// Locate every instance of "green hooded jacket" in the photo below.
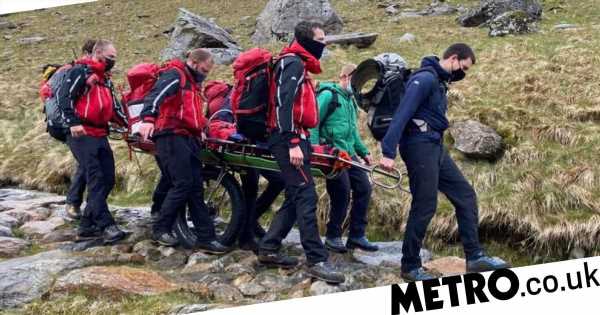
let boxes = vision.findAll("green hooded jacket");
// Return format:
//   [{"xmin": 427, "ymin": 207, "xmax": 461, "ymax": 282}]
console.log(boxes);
[{"xmin": 309, "ymin": 82, "xmax": 370, "ymax": 158}]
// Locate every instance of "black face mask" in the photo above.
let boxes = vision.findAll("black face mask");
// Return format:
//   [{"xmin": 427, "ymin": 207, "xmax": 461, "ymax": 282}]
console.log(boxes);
[
  {"xmin": 187, "ymin": 64, "xmax": 206, "ymax": 84},
  {"xmin": 297, "ymin": 37, "xmax": 326, "ymax": 60},
  {"xmin": 104, "ymin": 57, "xmax": 115, "ymax": 72},
  {"xmin": 450, "ymin": 69, "xmax": 465, "ymax": 82}
]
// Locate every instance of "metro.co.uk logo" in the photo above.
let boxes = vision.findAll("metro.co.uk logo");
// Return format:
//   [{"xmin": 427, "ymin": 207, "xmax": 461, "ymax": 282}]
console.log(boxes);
[{"xmin": 391, "ymin": 262, "xmax": 600, "ymax": 314}]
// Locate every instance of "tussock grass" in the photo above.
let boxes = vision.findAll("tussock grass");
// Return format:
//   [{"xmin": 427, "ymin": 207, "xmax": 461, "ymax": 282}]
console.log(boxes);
[{"xmin": 0, "ymin": 0, "xmax": 600, "ymax": 262}]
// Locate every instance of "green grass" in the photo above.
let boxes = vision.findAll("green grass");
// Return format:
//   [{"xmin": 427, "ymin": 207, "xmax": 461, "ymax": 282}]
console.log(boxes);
[{"xmin": 1, "ymin": 0, "xmax": 600, "ymax": 261}]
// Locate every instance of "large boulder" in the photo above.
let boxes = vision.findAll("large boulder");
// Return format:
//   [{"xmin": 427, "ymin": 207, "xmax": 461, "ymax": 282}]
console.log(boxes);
[
  {"xmin": 251, "ymin": 0, "xmax": 344, "ymax": 45},
  {"xmin": 458, "ymin": 0, "xmax": 542, "ymax": 27},
  {"xmin": 160, "ymin": 8, "xmax": 242, "ymax": 65},
  {"xmin": 324, "ymin": 32, "xmax": 378, "ymax": 49},
  {"xmin": 488, "ymin": 10, "xmax": 539, "ymax": 36},
  {"xmin": 449, "ymin": 120, "xmax": 505, "ymax": 160}
]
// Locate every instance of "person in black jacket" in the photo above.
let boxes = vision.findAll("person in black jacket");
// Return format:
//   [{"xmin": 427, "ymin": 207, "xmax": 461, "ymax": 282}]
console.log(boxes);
[
  {"xmin": 137, "ymin": 49, "xmax": 228, "ymax": 254},
  {"xmin": 58, "ymin": 40, "xmax": 128, "ymax": 244},
  {"xmin": 379, "ymin": 43, "xmax": 509, "ymax": 281},
  {"xmin": 257, "ymin": 21, "xmax": 345, "ymax": 285}
]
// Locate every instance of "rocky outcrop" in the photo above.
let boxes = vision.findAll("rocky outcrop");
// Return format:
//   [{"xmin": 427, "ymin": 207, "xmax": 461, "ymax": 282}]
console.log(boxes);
[
  {"xmin": 458, "ymin": 0, "xmax": 542, "ymax": 27},
  {"xmin": 0, "ymin": 237, "xmax": 30, "ymax": 258},
  {"xmin": 449, "ymin": 120, "xmax": 505, "ymax": 160},
  {"xmin": 251, "ymin": 0, "xmax": 343, "ymax": 44},
  {"xmin": 52, "ymin": 266, "xmax": 178, "ymax": 297},
  {"xmin": 160, "ymin": 8, "xmax": 242, "ymax": 65},
  {"xmin": 324, "ymin": 32, "xmax": 378, "ymax": 49},
  {"xmin": 488, "ymin": 10, "xmax": 539, "ymax": 36}
]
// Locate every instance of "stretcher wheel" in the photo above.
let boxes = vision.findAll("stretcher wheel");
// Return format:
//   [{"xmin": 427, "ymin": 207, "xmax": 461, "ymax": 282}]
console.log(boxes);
[{"xmin": 173, "ymin": 169, "xmax": 245, "ymax": 248}]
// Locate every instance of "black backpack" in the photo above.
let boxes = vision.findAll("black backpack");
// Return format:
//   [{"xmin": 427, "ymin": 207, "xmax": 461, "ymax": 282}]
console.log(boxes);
[
  {"xmin": 351, "ymin": 55, "xmax": 438, "ymax": 141},
  {"xmin": 40, "ymin": 63, "xmax": 73, "ymax": 142}
]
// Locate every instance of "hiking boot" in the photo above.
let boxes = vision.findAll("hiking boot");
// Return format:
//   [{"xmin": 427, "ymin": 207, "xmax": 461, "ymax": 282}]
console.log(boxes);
[
  {"xmin": 102, "ymin": 225, "xmax": 127, "ymax": 244},
  {"xmin": 77, "ymin": 225, "xmax": 102, "ymax": 240},
  {"xmin": 467, "ymin": 256, "xmax": 510, "ymax": 273},
  {"xmin": 257, "ymin": 252, "xmax": 299, "ymax": 269},
  {"xmin": 306, "ymin": 261, "xmax": 345, "ymax": 284},
  {"xmin": 401, "ymin": 267, "xmax": 436, "ymax": 282},
  {"xmin": 254, "ymin": 224, "xmax": 267, "ymax": 239},
  {"xmin": 65, "ymin": 204, "xmax": 81, "ymax": 220},
  {"xmin": 196, "ymin": 240, "xmax": 229, "ymax": 255},
  {"xmin": 325, "ymin": 237, "xmax": 348, "ymax": 253},
  {"xmin": 152, "ymin": 232, "xmax": 179, "ymax": 247},
  {"xmin": 346, "ymin": 236, "xmax": 379, "ymax": 252},
  {"xmin": 239, "ymin": 239, "xmax": 259, "ymax": 254}
]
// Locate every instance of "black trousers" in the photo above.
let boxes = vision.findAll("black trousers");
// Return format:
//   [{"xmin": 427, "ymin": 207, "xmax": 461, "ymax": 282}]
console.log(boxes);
[
  {"xmin": 325, "ymin": 156, "xmax": 372, "ymax": 239},
  {"xmin": 154, "ymin": 135, "xmax": 216, "ymax": 242},
  {"xmin": 66, "ymin": 160, "xmax": 86, "ymax": 207},
  {"xmin": 66, "ymin": 135, "xmax": 116, "ymax": 230},
  {"xmin": 239, "ymin": 169, "xmax": 285, "ymax": 243},
  {"xmin": 399, "ymin": 141, "xmax": 483, "ymax": 272},
  {"xmin": 259, "ymin": 137, "xmax": 328, "ymax": 264},
  {"xmin": 150, "ymin": 156, "xmax": 171, "ymax": 216}
]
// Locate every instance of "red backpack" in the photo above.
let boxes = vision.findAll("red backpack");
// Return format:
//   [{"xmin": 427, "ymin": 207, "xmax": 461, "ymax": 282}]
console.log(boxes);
[
  {"xmin": 204, "ymin": 80, "xmax": 236, "ymax": 140},
  {"xmin": 230, "ymin": 48, "xmax": 274, "ymax": 142},
  {"xmin": 121, "ymin": 63, "xmax": 186, "ymax": 138}
]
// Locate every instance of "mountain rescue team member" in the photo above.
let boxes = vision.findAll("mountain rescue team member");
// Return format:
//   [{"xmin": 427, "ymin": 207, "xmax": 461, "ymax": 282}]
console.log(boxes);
[
  {"xmin": 57, "ymin": 39, "xmax": 128, "ymax": 244},
  {"xmin": 137, "ymin": 48, "xmax": 228, "ymax": 254},
  {"xmin": 257, "ymin": 21, "xmax": 345, "ymax": 284},
  {"xmin": 309, "ymin": 64, "xmax": 378, "ymax": 253},
  {"xmin": 379, "ymin": 43, "xmax": 510, "ymax": 281},
  {"xmin": 64, "ymin": 39, "xmax": 97, "ymax": 220}
]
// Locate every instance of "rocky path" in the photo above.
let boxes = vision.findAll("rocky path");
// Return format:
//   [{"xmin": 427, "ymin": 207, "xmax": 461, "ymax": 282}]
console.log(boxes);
[{"xmin": 0, "ymin": 188, "xmax": 465, "ymax": 313}]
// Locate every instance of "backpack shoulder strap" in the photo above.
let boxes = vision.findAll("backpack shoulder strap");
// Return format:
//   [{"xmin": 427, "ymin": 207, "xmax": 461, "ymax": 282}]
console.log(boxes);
[{"xmin": 317, "ymin": 85, "xmax": 341, "ymax": 128}]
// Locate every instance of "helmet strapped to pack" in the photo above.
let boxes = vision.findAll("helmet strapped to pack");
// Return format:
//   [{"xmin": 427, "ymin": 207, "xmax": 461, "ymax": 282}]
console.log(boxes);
[{"xmin": 351, "ymin": 53, "xmax": 412, "ymax": 141}]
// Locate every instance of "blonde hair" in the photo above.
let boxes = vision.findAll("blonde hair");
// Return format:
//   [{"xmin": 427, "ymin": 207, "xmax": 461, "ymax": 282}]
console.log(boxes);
[{"xmin": 340, "ymin": 64, "xmax": 357, "ymax": 77}]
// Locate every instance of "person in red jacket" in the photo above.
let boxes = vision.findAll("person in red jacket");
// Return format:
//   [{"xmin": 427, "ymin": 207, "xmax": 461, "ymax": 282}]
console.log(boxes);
[
  {"xmin": 257, "ymin": 21, "xmax": 345, "ymax": 284},
  {"xmin": 137, "ymin": 49, "xmax": 228, "ymax": 254},
  {"xmin": 57, "ymin": 39, "xmax": 128, "ymax": 243}
]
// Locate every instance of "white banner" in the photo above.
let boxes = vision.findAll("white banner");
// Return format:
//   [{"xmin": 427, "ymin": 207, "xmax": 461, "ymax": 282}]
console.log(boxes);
[
  {"xmin": 201, "ymin": 256, "xmax": 600, "ymax": 315},
  {"xmin": 0, "ymin": 0, "xmax": 96, "ymax": 15}
]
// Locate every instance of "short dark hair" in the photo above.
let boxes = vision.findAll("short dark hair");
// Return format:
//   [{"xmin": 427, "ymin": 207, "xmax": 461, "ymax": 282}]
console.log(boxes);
[
  {"xmin": 443, "ymin": 43, "xmax": 476, "ymax": 64},
  {"xmin": 81, "ymin": 39, "xmax": 97, "ymax": 55},
  {"xmin": 294, "ymin": 21, "xmax": 324, "ymax": 42}
]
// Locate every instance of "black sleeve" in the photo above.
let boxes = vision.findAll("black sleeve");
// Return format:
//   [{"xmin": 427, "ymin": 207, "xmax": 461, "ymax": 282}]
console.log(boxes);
[
  {"xmin": 273, "ymin": 56, "xmax": 305, "ymax": 146},
  {"xmin": 140, "ymin": 69, "xmax": 182, "ymax": 122},
  {"xmin": 57, "ymin": 66, "xmax": 87, "ymax": 127},
  {"xmin": 106, "ymin": 78, "xmax": 128, "ymax": 127}
]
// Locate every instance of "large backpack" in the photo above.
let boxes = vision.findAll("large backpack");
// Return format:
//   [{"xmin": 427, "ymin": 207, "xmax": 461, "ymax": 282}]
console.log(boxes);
[
  {"xmin": 350, "ymin": 53, "xmax": 413, "ymax": 141},
  {"xmin": 230, "ymin": 48, "xmax": 274, "ymax": 142},
  {"xmin": 121, "ymin": 63, "xmax": 186, "ymax": 138},
  {"xmin": 39, "ymin": 63, "xmax": 74, "ymax": 142},
  {"xmin": 204, "ymin": 80, "xmax": 237, "ymax": 140}
]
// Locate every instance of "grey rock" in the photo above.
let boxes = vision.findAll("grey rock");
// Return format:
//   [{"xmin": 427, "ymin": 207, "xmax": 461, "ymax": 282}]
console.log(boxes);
[
  {"xmin": 151, "ymin": 251, "xmax": 188, "ymax": 270},
  {"xmin": 169, "ymin": 304, "xmax": 212, "ymax": 314},
  {"xmin": 398, "ymin": 33, "xmax": 416, "ymax": 43},
  {"xmin": 133, "ymin": 240, "xmax": 161, "ymax": 261},
  {"xmin": 40, "ymin": 228, "xmax": 76, "ymax": 244},
  {"xmin": 238, "ymin": 282, "xmax": 266, "ymax": 296},
  {"xmin": 0, "ymin": 20, "xmax": 17, "ymax": 30},
  {"xmin": 20, "ymin": 217, "xmax": 65, "ymax": 237},
  {"xmin": 449, "ymin": 120, "xmax": 505, "ymax": 159},
  {"xmin": 554, "ymin": 23, "xmax": 577, "ymax": 30},
  {"xmin": 17, "ymin": 36, "xmax": 46, "ymax": 45},
  {"xmin": 385, "ymin": 5, "xmax": 399, "ymax": 15},
  {"xmin": 0, "ymin": 250, "xmax": 105, "ymax": 308},
  {"xmin": 488, "ymin": 10, "xmax": 538, "ymax": 36},
  {"xmin": 160, "ymin": 8, "xmax": 242, "ymax": 65},
  {"xmin": 310, "ymin": 280, "xmax": 342, "ymax": 296},
  {"xmin": 185, "ymin": 251, "xmax": 214, "ymax": 268},
  {"xmin": 0, "ymin": 225, "xmax": 12, "ymax": 237},
  {"xmin": 352, "ymin": 241, "xmax": 432, "ymax": 267},
  {"xmin": 252, "ymin": 0, "xmax": 344, "ymax": 44},
  {"xmin": 210, "ymin": 283, "xmax": 243, "ymax": 302},
  {"xmin": 0, "ymin": 237, "xmax": 30, "ymax": 258},
  {"xmin": 0, "ymin": 213, "xmax": 18, "ymax": 228},
  {"xmin": 458, "ymin": 0, "xmax": 542, "ymax": 27},
  {"xmin": 324, "ymin": 32, "xmax": 378, "ymax": 49},
  {"xmin": 253, "ymin": 273, "xmax": 293, "ymax": 292}
]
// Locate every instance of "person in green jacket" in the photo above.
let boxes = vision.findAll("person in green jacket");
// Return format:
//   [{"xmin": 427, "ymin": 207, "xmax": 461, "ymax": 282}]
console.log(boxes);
[{"xmin": 310, "ymin": 64, "xmax": 379, "ymax": 253}]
